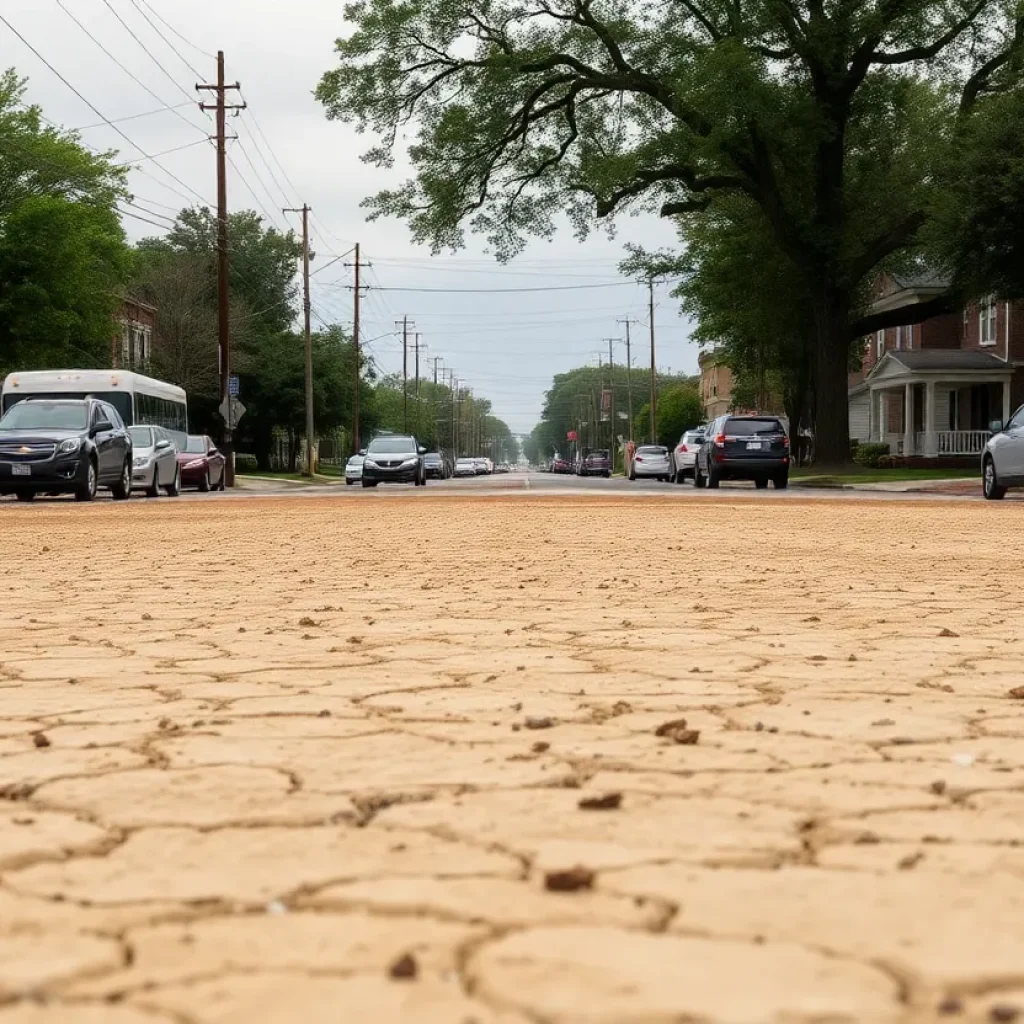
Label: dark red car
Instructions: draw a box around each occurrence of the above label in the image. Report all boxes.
[177,434,226,492]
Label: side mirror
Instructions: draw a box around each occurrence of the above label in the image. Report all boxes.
[358,449,367,456]
[418,446,427,455]
[92,420,113,435]
[208,448,219,457]
[155,439,171,450]
[989,419,1005,434]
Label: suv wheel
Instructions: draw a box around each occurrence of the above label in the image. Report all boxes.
[773,471,789,490]
[983,457,1006,500]
[694,462,706,489]
[111,458,132,500]
[75,458,98,502]
[755,477,769,490]
[707,468,721,489]
[16,492,35,502]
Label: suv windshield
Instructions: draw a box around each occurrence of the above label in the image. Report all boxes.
[725,418,784,436]
[129,427,154,447]
[0,401,88,431]
[183,436,207,454]
[368,437,416,454]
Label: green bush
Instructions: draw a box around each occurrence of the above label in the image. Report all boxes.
[853,442,890,468]
[235,453,259,473]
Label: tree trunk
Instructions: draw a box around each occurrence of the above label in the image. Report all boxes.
[812,296,852,467]
[287,428,298,474]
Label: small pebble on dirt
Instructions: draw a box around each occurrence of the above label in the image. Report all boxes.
[389,953,419,980]
[936,996,963,1015]
[990,1006,1021,1023]
[897,851,925,870]
[931,780,947,795]
[298,617,319,628]
[141,613,152,621]
[938,628,960,638]
[1008,686,1024,700]
[532,741,550,753]
[525,716,555,730]
[754,722,764,732]
[318,709,331,718]
[578,792,623,811]
[545,866,595,892]
[872,718,896,727]
[31,732,50,749]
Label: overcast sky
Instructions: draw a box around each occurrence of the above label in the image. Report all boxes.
[6,0,697,433]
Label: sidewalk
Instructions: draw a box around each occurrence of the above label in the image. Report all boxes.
[793,476,979,494]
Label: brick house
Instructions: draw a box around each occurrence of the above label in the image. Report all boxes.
[848,272,1024,457]
[698,349,734,421]
[112,297,156,373]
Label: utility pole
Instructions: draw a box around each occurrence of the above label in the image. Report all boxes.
[431,356,442,386]
[603,338,618,472]
[414,333,422,437]
[284,204,313,476]
[197,51,244,487]
[352,243,361,454]
[649,278,658,444]
[395,317,413,432]
[618,319,639,442]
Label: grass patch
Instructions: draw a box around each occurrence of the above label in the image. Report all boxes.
[793,467,978,486]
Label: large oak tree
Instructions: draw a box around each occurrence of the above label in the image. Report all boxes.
[317,0,1023,463]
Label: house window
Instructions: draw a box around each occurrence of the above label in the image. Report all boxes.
[121,324,131,367]
[948,390,960,431]
[906,324,913,350]
[895,326,903,351]
[980,295,997,345]
[876,330,885,359]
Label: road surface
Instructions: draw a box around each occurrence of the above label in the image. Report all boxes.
[1,484,1023,1022]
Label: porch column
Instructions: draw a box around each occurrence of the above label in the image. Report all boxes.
[904,383,915,456]
[1003,379,1012,427]
[924,382,937,457]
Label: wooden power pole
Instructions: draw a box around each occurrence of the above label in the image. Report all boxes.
[197,51,244,486]
[352,243,361,454]
[649,278,658,443]
[284,204,313,475]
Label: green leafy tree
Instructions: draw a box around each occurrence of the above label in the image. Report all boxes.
[318,0,1024,464]
[0,70,130,374]
[635,385,704,447]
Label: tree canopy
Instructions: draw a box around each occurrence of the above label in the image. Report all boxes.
[0,70,130,374]
[318,0,1024,463]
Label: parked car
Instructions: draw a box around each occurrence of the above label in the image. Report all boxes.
[630,444,671,481]
[129,425,180,497]
[177,435,226,492]
[669,429,706,483]
[345,454,364,485]
[694,415,790,490]
[362,434,426,487]
[423,452,446,480]
[580,449,612,478]
[551,456,571,474]
[454,457,478,477]
[982,404,1024,499]
[473,457,489,475]
[0,397,132,503]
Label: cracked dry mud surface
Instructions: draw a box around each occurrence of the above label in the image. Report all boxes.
[1,492,1023,1024]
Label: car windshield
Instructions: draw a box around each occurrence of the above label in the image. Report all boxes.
[725,418,783,436]
[347,455,364,465]
[368,437,415,454]
[129,427,154,447]
[683,432,705,444]
[183,436,207,454]
[637,446,667,455]
[424,453,441,462]
[0,401,88,431]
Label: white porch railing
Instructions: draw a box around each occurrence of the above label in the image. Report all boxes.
[937,430,991,455]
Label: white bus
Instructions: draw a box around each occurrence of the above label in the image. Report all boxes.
[1,370,188,443]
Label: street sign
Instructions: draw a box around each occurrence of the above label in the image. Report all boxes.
[567,430,578,441]
[219,396,246,427]
[228,375,240,397]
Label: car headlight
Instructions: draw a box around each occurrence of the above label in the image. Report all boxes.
[364,458,378,468]
[57,438,81,454]
[402,457,418,467]
[133,456,150,467]
[183,458,205,470]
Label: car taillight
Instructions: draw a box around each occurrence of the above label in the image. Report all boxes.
[783,435,790,448]
[714,434,726,447]
[679,445,688,453]
[635,456,643,462]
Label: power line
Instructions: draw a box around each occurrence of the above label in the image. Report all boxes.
[131,0,215,60]
[127,0,205,79]
[0,11,211,207]
[100,0,205,110]
[55,0,209,139]
[117,205,176,230]
[365,281,643,294]
[71,102,195,132]
[113,138,211,166]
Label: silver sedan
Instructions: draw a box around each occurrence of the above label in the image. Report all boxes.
[129,425,180,497]
[629,444,671,481]
[982,404,1024,499]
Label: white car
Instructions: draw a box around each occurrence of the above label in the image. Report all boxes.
[129,425,180,497]
[345,454,364,485]
[454,458,478,477]
[669,429,706,483]
[630,444,671,481]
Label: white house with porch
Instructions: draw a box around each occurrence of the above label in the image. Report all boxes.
[850,350,1013,457]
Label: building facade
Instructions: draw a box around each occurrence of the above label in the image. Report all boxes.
[112,297,157,373]
[848,273,1024,457]
[698,349,735,421]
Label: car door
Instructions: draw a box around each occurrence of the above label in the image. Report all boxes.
[1000,405,1024,482]
[103,404,130,474]
[153,427,171,484]
[206,437,224,484]
[91,405,116,481]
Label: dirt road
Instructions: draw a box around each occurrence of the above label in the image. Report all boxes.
[1,492,1023,1023]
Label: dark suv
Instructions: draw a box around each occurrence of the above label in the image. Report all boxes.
[361,434,427,487]
[579,449,612,478]
[0,398,133,502]
[694,414,790,490]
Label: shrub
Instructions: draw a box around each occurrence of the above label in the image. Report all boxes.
[853,442,890,468]
[235,453,259,473]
